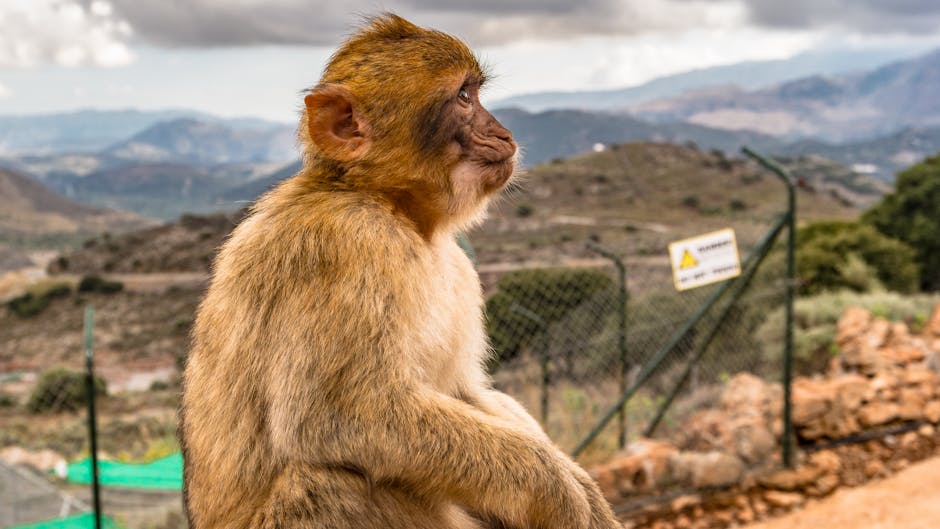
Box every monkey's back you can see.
[180,176,456,528]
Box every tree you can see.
[795,221,919,295]
[864,154,940,291]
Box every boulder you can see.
[670,451,745,489]
[858,402,899,427]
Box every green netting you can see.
[6,513,120,529]
[66,453,182,490]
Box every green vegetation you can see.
[6,281,72,318]
[757,291,940,375]
[864,154,940,291]
[78,274,124,294]
[486,268,614,366]
[27,367,107,413]
[795,221,919,295]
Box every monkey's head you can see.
[301,14,517,237]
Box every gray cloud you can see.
[695,0,940,34]
[98,0,729,47]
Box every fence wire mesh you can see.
[489,224,789,464]
[1,166,793,527]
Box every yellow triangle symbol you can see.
[680,249,698,269]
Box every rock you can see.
[763,490,804,509]
[806,473,840,497]
[864,459,886,478]
[721,373,772,413]
[759,465,822,491]
[924,400,940,423]
[0,446,65,473]
[859,402,899,427]
[670,451,745,488]
[730,416,776,464]
[670,494,701,512]
[923,304,940,337]
[919,424,935,437]
[837,306,872,347]
[902,366,937,386]
[792,380,831,424]
[898,388,927,420]
[808,450,841,474]
[832,374,869,411]
[606,439,678,494]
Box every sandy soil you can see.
[743,456,940,529]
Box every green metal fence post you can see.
[83,305,102,529]
[572,214,788,457]
[587,242,629,448]
[742,147,796,469]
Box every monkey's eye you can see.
[458,88,472,105]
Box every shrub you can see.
[486,269,614,367]
[681,195,699,209]
[864,154,940,291]
[756,291,940,375]
[729,199,747,211]
[27,367,107,413]
[6,282,71,318]
[795,221,919,295]
[0,391,16,408]
[78,275,124,294]
[516,203,534,217]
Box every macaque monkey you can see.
[180,14,621,529]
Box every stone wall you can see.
[590,304,940,528]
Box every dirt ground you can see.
[743,456,940,529]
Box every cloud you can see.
[0,82,12,98]
[689,0,940,34]
[0,0,134,68]
[103,0,744,47]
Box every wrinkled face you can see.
[450,77,517,194]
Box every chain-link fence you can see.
[1,149,797,528]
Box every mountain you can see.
[0,166,148,244]
[777,126,940,181]
[0,109,290,156]
[491,46,928,113]
[492,108,780,166]
[630,48,940,142]
[51,161,291,221]
[218,160,302,203]
[105,118,296,165]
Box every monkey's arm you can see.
[472,390,622,529]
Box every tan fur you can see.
[180,13,620,529]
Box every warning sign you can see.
[669,228,741,291]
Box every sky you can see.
[0,0,939,123]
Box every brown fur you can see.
[179,14,620,529]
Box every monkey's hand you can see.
[473,390,621,529]
[328,390,594,529]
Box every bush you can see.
[864,154,940,291]
[6,282,72,318]
[78,275,124,294]
[516,203,534,217]
[0,391,16,407]
[27,367,107,413]
[756,291,940,375]
[795,221,919,295]
[486,268,614,367]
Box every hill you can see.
[0,166,148,245]
[51,143,869,276]
[104,118,296,165]
[631,48,940,142]
[778,126,940,181]
[492,108,779,166]
[49,211,244,275]
[469,143,865,267]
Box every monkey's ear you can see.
[304,86,371,162]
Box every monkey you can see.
[179,14,621,529]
